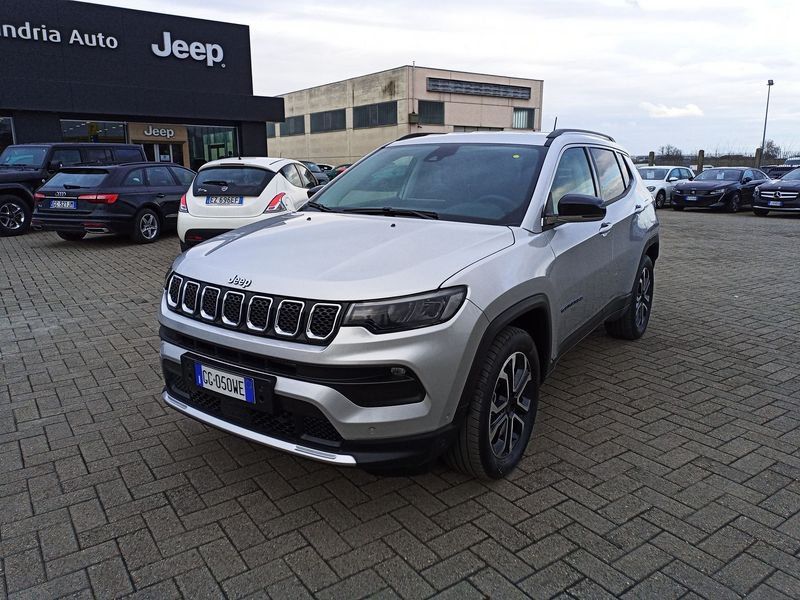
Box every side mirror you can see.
[742,177,753,184]
[47,160,62,172]
[667,176,678,182]
[688,175,694,180]
[548,194,606,225]
[307,184,325,198]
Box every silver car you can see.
[159,129,659,479]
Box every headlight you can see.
[710,189,724,195]
[646,185,656,192]
[343,287,466,333]
[754,188,761,196]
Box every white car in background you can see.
[178,157,319,250]
[636,165,695,208]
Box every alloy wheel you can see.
[0,201,25,230]
[140,213,159,239]
[635,264,652,330]
[488,351,533,458]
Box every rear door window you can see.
[51,149,82,167]
[589,147,625,201]
[82,148,114,164]
[170,167,195,186]
[146,166,177,187]
[122,169,146,187]
[616,154,631,187]
[114,148,145,163]
[194,166,275,196]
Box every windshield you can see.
[637,168,668,180]
[44,170,108,189]
[0,146,47,167]
[695,169,741,182]
[303,162,322,173]
[193,166,275,197]
[309,143,546,225]
[781,168,800,181]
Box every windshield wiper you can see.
[201,180,229,186]
[341,206,439,220]
[304,200,337,212]
[62,184,86,189]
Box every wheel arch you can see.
[0,185,35,209]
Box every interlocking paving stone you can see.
[2,211,800,597]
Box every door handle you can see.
[599,221,612,228]
[634,204,645,214]
[156,193,166,198]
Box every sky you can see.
[91,0,799,156]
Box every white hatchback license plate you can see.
[194,362,255,403]
[686,195,697,202]
[50,200,76,209]
[768,201,782,207]
[206,196,244,205]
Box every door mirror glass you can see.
[550,194,606,224]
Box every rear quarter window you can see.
[194,166,275,196]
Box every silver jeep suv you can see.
[159,129,659,479]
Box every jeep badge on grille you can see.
[228,275,252,288]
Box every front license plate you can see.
[686,195,697,202]
[194,362,255,403]
[50,199,76,209]
[206,196,244,205]
[768,201,782,207]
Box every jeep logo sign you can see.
[142,125,174,138]
[151,31,224,67]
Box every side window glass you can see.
[122,169,145,186]
[754,170,767,180]
[743,169,754,181]
[589,147,625,201]
[51,149,82,167]
[668,169,681,181]
[281,164,303,187]
[297,165,316,188]
[170,167,195,186]
[548,147,595,215]
[146,166,176,187]
[82,148,113,164]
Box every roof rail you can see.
[396,132,440,141]
[544,129,615,146]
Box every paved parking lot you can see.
[1,210,799,599]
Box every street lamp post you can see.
[759,79,774,167]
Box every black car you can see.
[762,165,794,180]
[0,143,147,236]
[300,160,329,184]
[32,162,194,243]
[752,168,800,217]
[671,167,769,212]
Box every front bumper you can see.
[671,193,726,208]
[158,293,488,466]
[753,198,800,212]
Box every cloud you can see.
[640,102,704,118]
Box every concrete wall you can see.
[269,66,543,164]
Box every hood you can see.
[758,180,800,191]
[0,168,42,184]
[172,212,515,300]
[675,180,734,191]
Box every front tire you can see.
[0,195,31,236]
[655,191,666,209]
[605,255,654,340]
[445,326,540,479]
[131,208,161,244]
[57,231,86,241]
[753,208,769,217]
[727,193,741,213]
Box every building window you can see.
[0,117,14,153]
[310,109,346,133]
[60,120,127,143]
[512,108,537,130]
[280,116,305,137]
[427,77,531,100]
[453,126,504,132]
[353,101,398,129]
[186,125,238,171]
[418,101,444,125]
[266,123,276,138]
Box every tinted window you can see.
[313,143,546,226]
[122,169,145,186]
[194,166,275,196]
[114,148,144,163]
[695,169,742,181]
[45,170,108,189]
[310,109,346,133]
[681,168,693,180]
[637,168,668,180]
[146,166,176,187]
[281,164,303,187]
[754,170,767,180]
[302,162,322,173]
[82,148,114,164]
[51,149,82,167]
[170,167,195,186]
[590,148,625,200]
[549,147,595,214]
[0,146,47,167]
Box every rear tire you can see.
[0,195,31,236]
[445,326,539,479]
[131,208,161,244]
[655,191,666,209]
[57,231,86,241]
[605,255,654,340]
[753,208,769,217]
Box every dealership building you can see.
[0,0,283,170]
[268,65,544,165]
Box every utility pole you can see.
[759,80,774,167]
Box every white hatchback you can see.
[178,157,319,250]
[636,165,695,209]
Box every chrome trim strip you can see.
[167,275,183,308]
[755,205,800,212]
[246,295,273,332]
[274,300,305,337]
[199,286,220,321]
[306,303,342,341]
[181,281,200,314]
[221,291,245,326]
[162,391,356,465]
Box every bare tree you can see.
[658,145,683,160]
[763,139,781,160]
